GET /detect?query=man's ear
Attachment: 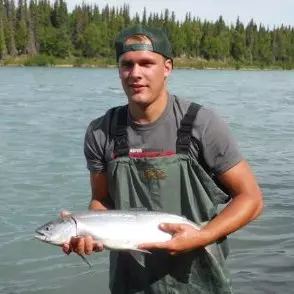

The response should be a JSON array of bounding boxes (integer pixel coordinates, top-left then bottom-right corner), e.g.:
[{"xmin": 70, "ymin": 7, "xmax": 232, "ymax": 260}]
[{"xmin": 164, "ymin": 59, "xmax": 173, "ymax": 77}]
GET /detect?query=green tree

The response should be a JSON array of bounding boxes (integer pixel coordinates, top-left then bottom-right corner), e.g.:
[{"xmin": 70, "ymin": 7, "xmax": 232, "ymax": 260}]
[
  {"xmin": 15, "ymin": 0, "xmax": 28, "ymax": 54},
  {"xmin": 15, "ymin": 18, "xmax": 28, "ymax": 53},
  {"xmin": 231, "ymin": 17, "xmax": 246, "ymax": 61},
  {"xmin": 51, "ymin": 0, "xmax": 68, "ymax": 28},
  {"xmin": 257, "ymin": 25, "xmax": 272, "ymax": 64},
  {"xmin": 0, "ymin": 0, "xmax": 7, "ymax": 58},
  {"xmin": 25, "ymin": 0, "xmax": 37, "ymax": 55},
  {"xmin": 71, "ymin": 6, "xmax": 88, "ymax": 56},
  {"xmin": 4, "ymin": 0, "xmax": 17, "ymax": 56},
  {"xmin": 142, "ymin": 7, "xmax": 147, "ymax": 25},
  {"xmin": 83, "ymin": 22, "xmax": 107, "ymax": 57}
]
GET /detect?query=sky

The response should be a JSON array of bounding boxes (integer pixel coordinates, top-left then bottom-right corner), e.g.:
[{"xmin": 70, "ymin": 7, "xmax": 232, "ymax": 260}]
[{"xmin": 64, "ymin": 0, "xmax": 294, "ymax": 28}]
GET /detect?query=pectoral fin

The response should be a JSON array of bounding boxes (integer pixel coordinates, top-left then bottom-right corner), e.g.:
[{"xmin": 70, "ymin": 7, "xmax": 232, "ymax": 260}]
[
  {"xmin": 129, "ymin": 250, "xmax": 146, "ymax": 267},
  {"xmin": 131, "ymin": 248, "xmax": 151, "ymax": 254}
]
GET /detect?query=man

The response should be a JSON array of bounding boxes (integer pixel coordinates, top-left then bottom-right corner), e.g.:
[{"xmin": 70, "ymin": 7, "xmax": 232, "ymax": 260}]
[{"xmin": 63, "ymin": 25, "xmax": 263, "ymax": 293}]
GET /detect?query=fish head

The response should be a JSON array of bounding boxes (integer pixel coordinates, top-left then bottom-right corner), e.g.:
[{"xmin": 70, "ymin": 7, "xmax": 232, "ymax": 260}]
[{"xmin": 35, "ymin": 216, "xmax": 77, "ymax": 246}]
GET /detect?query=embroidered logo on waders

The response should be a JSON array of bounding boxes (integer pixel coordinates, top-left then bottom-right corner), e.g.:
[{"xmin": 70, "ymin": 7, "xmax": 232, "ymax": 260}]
[{"xmin": 143, "ymin": 168, "xmax": 167, "ymax": 180}]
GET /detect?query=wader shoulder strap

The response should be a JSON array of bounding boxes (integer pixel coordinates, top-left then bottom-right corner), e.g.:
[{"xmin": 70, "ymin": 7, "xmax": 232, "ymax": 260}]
[
  {"xmin": 112, "ymin": 100, "xmax": 202, "ymax": 156},
  {"xmin": 175, "ymin": 100, "xmax": 230, "ymax": 195},
  {"xmin": 176, "ymin": 102, "xmax": 202, "ymax": 154},
  {"xmin": 113, "ymin": 105, "xmax": 129, "ymax": 157}
]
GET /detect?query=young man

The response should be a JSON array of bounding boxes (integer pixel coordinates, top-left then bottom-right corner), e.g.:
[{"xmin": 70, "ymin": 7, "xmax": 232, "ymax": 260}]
[{"xmin": 63, "ymin": 25, "xmax": 263, "ymax": 293}]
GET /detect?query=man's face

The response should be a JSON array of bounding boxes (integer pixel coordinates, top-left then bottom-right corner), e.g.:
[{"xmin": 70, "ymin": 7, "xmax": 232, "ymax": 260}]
[{"xmin": 118, "ymin": 50, "xmax": 172, "ymax": 106}]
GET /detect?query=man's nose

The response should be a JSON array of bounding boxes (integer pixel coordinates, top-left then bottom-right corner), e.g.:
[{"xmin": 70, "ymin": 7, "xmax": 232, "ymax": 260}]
[{"xmin": 129, "ymin": 64, "xmax": 142, "ymax": 78}]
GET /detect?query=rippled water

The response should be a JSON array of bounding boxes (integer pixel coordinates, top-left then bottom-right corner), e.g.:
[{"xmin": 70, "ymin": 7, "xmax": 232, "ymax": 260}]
[{"xmin": 0, "ymin": 67, "xmax": 293, "ymax": 294}]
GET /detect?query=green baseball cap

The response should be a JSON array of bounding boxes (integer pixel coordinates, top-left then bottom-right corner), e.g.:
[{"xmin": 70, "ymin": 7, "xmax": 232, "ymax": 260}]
[{"xmin": 115, "ymin": 25, "xmax": 173, "ymax": 61}]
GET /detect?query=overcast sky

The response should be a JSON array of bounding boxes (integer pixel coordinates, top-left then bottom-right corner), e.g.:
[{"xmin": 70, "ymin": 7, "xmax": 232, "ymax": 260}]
[{"xmin": 65, "ymin": 0, "xmax": 294, "ymax": 28}]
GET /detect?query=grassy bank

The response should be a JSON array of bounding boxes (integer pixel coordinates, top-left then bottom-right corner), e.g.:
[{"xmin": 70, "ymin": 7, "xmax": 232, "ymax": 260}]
[{"xmin": 0, "ymin": 55, "xmax": 293, "ymax": 70}]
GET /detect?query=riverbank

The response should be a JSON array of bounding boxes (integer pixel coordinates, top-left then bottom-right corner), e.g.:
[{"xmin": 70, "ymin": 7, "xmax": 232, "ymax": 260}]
[{"xmin": 0, "ymin": 55, "xmax": 293, "ymax": 70}]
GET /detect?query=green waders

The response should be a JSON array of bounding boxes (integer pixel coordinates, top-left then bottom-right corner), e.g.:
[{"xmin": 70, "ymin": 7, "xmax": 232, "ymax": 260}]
[{"xmin": 106, "ymin": 103, "xmax": 234, "ymax": 294}]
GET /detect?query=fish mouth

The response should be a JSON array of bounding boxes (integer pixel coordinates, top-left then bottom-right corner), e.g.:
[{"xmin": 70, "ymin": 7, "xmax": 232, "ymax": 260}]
[{"xmin": 34, "ymin": 231, "xmax": 49, "ymax": 242}]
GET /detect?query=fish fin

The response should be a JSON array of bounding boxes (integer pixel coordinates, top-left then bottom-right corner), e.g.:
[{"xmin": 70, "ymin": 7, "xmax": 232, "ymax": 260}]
[
  {"xmin": 78, "ymin": 253, "xmax": 92, "ymax": 269},
  {"xmin": 131, "ymin": 248, "xmax": 152, "ymax": 254},
  {"xmin": 128, "ymin": 248, "xmax": 152, "ymax": 267},
  {"xmin": 129, "ymin": 251, "xmax": 145, "ymax": 267}
]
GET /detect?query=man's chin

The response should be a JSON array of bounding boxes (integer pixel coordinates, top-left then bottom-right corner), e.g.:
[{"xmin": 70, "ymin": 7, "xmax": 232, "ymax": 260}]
[{"xmin": 128, "ymin": 94, "xmax": 151, "ymax": 105}]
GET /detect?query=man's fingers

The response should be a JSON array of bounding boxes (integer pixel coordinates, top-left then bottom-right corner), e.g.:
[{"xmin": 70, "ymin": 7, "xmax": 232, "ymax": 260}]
[
  {"xmin": 60, "ymin": 210, "xmax": 71, "ymax": 217},
  {"xmin": 70, "ymin": 236, "xmax": 79, "ymax": 253},
  {"xmin": 84, "ymin": 236, "xmax": 94, "ymax": 255},
  {"xmin": 62, "ymin": 243, "xmax": 72, "ymax": 255},
  {"xmin": 62, "ymin": 236, "xmax": 104, "ymax": 256},
  {"xmin": 74, "ymin": 237, "xmax": 85, "ymax": 254},
  {"xmin": 138, "ymin": 241, "xmax": 170, "ymax": 250},
  {"xmin": 159, "ymin": 223, "xmax": 184, "ymax": 234},
  {"xmin": 93, "ymin": 241, "xmax": 104, "ymax": 252},
  {"xmin": 138, "ymin": 241, "xmax": 180, "ymax": 256}
]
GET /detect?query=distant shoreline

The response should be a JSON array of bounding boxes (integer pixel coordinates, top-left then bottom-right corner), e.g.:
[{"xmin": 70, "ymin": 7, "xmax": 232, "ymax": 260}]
[
  {"xmin": 0, "ymin": 56, "xmax": 293, "ymax": 71},
  {"xmin": 1, "ymin": 64, "xmax": 291, "ymax": 71}
]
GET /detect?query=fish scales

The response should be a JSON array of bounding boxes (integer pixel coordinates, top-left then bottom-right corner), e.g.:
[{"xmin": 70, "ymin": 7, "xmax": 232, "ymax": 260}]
[{"xmin": 34, "ymin": 210, "xmax": 216, "ymax": 267}]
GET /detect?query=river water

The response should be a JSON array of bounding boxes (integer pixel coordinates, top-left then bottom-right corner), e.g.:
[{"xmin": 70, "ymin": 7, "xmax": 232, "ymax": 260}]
[{"xmin": 0, "ymin": 67, "xmax": 293, "ymax": 294}]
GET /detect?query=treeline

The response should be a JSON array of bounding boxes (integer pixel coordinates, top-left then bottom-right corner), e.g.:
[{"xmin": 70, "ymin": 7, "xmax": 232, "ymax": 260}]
[{"xmin": 1, "ymin": 0, "xmax": 294, "ymax": 68}]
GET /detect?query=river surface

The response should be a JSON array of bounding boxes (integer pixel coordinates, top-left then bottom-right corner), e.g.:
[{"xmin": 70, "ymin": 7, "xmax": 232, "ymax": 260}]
[{"xmin": 0, "ymin": 67, "xmax": 293, "ymax": 294}]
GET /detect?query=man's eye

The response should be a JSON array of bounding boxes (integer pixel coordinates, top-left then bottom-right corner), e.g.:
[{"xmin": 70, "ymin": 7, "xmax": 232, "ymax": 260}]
[
  {"xmin": 121, "ymin": 62, "xmax": 133, "ymax": 68},
  {"xmin": 141, "ymin": 62, "xmax": 153, "ymax": 67}
]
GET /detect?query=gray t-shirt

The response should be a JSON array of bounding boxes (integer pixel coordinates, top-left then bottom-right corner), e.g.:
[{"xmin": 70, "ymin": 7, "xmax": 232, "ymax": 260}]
[{"xmin": 84, "ymin": 95, "xmax": 243, "ymax": 175}]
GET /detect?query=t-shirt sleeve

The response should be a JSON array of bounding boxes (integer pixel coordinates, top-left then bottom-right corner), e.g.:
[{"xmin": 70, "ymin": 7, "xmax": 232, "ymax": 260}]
[
  {"xmin": 84, "ymin": 118, "xmax": 107, "ymax": 173},
  {"xmin": 195, "ymin": 107, "xmax": 243, "ymax": 175}
]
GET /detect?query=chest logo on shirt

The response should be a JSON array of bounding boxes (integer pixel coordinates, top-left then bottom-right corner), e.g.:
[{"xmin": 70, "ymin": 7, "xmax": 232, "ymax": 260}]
[{"xmin": 142, "ymin": 168, "xmax": 167, "ymax": 180}]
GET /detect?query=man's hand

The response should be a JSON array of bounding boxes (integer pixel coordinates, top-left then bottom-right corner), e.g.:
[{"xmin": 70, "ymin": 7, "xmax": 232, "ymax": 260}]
[
  {"xmin": 60, "ymin": 210, "xmax": 104, "ymax": 255},
  {"xmin": 138, "ymin": 223, "xmax": 211, "ymax": 255}
]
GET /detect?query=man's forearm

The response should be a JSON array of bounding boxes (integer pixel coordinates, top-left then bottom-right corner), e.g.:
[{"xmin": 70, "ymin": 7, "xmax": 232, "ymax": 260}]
[
  {"xmin": 89, "ymin": 172, "xmax": 112, "ymax": 211},
  {"xmin": 201, "ymin": 192, "xmax": 263, "ymax": 245},
  {"xmin": 88, "ymin": 197, "xmax": 114, "ymax": 211}
]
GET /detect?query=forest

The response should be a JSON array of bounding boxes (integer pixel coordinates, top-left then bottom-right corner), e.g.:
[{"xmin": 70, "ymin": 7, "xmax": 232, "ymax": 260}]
[{"xmin": 0, "ymin": 0, "xmax": 294, "ymax": 69}]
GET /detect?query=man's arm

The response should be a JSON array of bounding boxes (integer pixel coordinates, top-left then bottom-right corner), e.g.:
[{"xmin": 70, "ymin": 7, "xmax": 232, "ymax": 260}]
[
  {"xmin": 139, "ymin": 159, "xmax": 264, "ymax": 254},
  {"xmin": 201, "ymin": 159, "xmax": 263, "ymax": 241},
  {"xmin": 88, "ymin": 172, "xmax": 111, "ymax": 210}
]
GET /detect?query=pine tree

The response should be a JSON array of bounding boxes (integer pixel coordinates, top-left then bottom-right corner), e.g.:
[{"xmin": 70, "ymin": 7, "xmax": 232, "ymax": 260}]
[
  {"xmin": 257, "ymin": 24, "xmax": 272, "ymax": 64},
  {"xmin": 4, "ymin": 0, "xmax": 17, "ymax": 56},
  {"xmin": 51, "ymin": 0, "xmax": 71, "ymax": 57},
  {"xmin": 83, "ymin": 22, "xmax": 106, "ymax": 57},
  {"xmin": 15, "ymin": 0, "xmax": 28, "ymax": 54},
  {"xmin": 71, "ymin": 5, "xmax": 89, "ymax": 56},
  {"xmin": 0, "ymin": 0, "xmax": 7, "ymax": 58},
  {"xmin": 25, "ymin": 0, "xmax": 36, "ymax": 55},
  {"xmin": 231, "ymin": 17, "xmax": 246, "ymax": 61},
  {"xmin": 142, "ymin": 7, "xmax": 147, "ymax": 26}
]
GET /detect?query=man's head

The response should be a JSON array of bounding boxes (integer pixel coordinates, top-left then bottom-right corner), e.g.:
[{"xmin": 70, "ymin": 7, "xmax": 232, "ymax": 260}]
[
  {"xmin": 115, "ymin": 25, "xmax": 173, "ymax": 107},
  {"xmin": 115, "ymin": 25, "xmax": 173, "ymax": 62}
]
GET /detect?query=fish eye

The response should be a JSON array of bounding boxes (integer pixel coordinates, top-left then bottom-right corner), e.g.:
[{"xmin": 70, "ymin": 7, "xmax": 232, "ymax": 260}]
[{"xmin": 45, "ymin": 223, "xmax": 53, "ymax": 231}]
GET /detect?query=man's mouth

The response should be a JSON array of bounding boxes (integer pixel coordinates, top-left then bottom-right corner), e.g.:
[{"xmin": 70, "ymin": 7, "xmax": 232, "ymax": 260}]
[
  {"xmin": 129, "ymin": 84, "xmax": 147, "ymax": 93},
  {"xmin": 130, "ymin": 84, "xmax": 145, "ymax": 88}
]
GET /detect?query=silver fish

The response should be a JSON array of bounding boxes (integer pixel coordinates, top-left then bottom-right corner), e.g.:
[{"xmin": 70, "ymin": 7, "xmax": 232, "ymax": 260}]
[{"xmin": 35, "ymin": 210, "xmax": 213, "ymax": 267}]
